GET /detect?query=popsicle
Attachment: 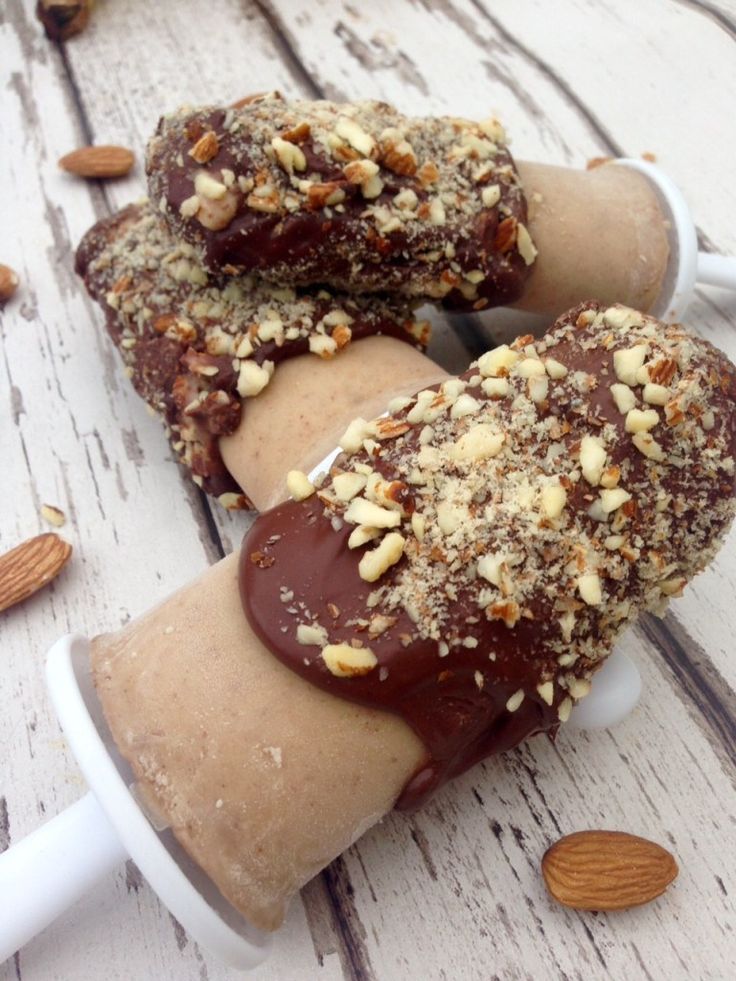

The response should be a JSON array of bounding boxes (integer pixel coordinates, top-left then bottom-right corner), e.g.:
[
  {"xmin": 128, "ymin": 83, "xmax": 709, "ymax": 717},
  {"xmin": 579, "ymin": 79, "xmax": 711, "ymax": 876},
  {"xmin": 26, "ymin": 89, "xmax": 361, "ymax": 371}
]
[
  {"xmin": 146, "ymin": 93, "xmax": 535, "ymax": 312},
  {"xmin": 146, "ymin": 95, "xmax": 736, "ymax": 322},
  {"xmin": 89, "ymin": 302, "xmax": 736, "ymax": 934}
]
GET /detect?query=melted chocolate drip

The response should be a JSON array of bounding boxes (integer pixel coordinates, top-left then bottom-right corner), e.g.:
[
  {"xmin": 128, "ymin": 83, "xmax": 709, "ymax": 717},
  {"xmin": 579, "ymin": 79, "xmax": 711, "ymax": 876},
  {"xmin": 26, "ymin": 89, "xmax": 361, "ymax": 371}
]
[{"xmin": 240, "ymin": 497, "xmax": 556, "ymax": 811}]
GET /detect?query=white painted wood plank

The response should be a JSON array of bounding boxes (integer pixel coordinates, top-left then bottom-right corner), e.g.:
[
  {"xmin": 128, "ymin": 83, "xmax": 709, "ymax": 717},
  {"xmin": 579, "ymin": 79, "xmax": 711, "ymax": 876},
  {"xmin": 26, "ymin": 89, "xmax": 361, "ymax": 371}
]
[
  {"xmin": 3, "ymin": 0, "xmax": 735, "ymax": 979},
  {"xmin": 486, "ymin": 0, "xmax": 736, "ymax": 252}
]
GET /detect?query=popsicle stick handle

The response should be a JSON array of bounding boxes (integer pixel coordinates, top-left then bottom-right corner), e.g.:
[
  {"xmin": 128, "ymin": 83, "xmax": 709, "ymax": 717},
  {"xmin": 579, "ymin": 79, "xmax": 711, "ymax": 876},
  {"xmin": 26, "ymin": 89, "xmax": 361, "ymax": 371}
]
[
  {"xmin": 568, "ymin": 649, "xmax": 642, "ymax": 730},
  {"xmin": 697, "ymin": 252, "xmax": 736, "ymax": 292},
  {"xmin": 0, "ymin": 791, "xmax": 127, "ymax": 962}
]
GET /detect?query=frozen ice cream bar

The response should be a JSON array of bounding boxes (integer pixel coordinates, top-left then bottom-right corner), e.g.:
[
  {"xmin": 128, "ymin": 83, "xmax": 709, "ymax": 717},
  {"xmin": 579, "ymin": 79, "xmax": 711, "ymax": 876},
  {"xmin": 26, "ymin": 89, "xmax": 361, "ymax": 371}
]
[
  {"xmin": 91, "ymin": 302, "xmax": 736, "ymax": 931},
  {"xmin": 145, "ymin": 93, "xmax": 535, "ymax": 311},
  {"xmin": 145, "ymin": 94, "xmax": 677, "ymax": 318}
]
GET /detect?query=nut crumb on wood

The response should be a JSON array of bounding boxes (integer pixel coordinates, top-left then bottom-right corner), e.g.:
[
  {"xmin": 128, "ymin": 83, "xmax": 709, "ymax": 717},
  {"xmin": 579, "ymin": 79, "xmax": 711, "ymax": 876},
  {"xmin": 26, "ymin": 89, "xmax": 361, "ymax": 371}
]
[{"xmin": 40, "ymin": 504, "xmax": 66, "ymax": 528}]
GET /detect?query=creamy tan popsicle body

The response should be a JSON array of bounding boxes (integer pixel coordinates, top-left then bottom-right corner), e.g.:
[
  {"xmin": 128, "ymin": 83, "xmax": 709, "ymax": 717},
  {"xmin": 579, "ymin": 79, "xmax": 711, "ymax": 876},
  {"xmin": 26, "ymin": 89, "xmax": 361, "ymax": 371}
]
[{"xmin": 516, "ymin": 162, "xmax": 669, "ymax": 315}]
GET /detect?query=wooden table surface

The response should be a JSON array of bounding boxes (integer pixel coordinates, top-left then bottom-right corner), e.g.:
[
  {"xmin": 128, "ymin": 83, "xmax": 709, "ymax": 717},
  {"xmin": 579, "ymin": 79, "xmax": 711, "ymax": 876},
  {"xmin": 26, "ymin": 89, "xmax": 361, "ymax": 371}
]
[{"xmin": 2, "ymin": 1, "xmax": 736, "ymax": 978}]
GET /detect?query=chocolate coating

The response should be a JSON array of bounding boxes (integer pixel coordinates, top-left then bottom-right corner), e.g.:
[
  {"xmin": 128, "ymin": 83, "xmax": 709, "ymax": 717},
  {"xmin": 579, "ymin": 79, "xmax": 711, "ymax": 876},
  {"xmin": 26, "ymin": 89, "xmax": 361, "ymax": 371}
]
[
  {"xmin": 76, "ymin": 201, "xmax": 426, "ymax": 505},
  {"xmin": 241, "ymin": 303, "xmax": 736, "ymax": 810},
  {"xmin": 146, "ymin": 94, "xmax": 534, "ymax": 311}
]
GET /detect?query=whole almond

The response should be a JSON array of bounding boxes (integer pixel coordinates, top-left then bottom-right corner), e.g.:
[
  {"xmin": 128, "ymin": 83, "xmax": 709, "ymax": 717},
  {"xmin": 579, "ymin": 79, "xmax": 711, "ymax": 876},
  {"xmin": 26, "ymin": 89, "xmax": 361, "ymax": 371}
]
[
  {"xmin": 542, "ymin": 830, "xmax": 678, "ymax": 911},
  {"xmin": 59, "ymin": 145, "xmax": 134, "ymax": 179},
  {"xmin": 36, "ymin": 0, "xmax": 94, "ymax": 41},
  {"xmin": 0, "ymin": 533, "xmax": 72, "ymax": 614},
  {"xmin": 0, "ymin": 264, "xmax": 19, "ymax": 303}
]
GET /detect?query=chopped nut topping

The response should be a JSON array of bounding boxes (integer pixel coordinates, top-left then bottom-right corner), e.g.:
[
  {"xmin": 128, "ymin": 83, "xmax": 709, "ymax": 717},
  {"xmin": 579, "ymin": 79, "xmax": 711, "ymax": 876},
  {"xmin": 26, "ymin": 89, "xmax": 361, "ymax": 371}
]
[
  {"xmin": 599, "ymin": 488, "xmax": 632, "ymax": 513},
  {"xmin": 322, "ymin": 642, "xmax": 378, "ymax": 677},
  {"xmin": 611, "ymin": 382, "xmax": 637, "ymax": 414},
  {"xmin": 614, "ymin": 345, "xmax": 648, "ymax": 385},
  {"xmin": 297, "ymin": 622, "xmax": 328, "ymax": 646},
  {"xmin": 194, "ymin": 171, "xmax": 227, "ymax": 200},
  {"xmin": 545, "ymin": 358, "xmax": 568, "ymax": 380},
  {"xmin": 643, "ymin": 382, "xmax": 670, "ymax": 406},
  {"xmin": 580, "ymin": 436, "xmax": 607, "ymax": 486},
  {"xmin": 237, "ymin": 359, "xmax": 273, "ymax": 397},
  {"xmin": 287, "ymin": 470, "xmax": 316, "ymax": 501},
  {"xmin": 506, "ymin": 689, "xmax": 525, "ymax": 712},
  {"xmin": 516, "ymin": 223, "xmax": 538, "ymax": 266},
  {"xmin": 348, "ymin": 525, "xmax": 382, "ymax": 549},
  {"xmin": 481, "ymin": 184, "xmax": 501, "ymax": 207},
  {"xmin": 558, "ymin": 697, "xmax": 573, "ymax": 723},
  {"xmin": 339, "ymin": 417, "xmax": 375, "ymax": 454},
  {"xmin": 632, "ymin": 432, "xmax": 666, "ymax": 462},
  {"xmin": 345, "ymin": 498, "xmax": 402, "ymax": 529},
  {"xmin": 271, "ymin": 136, "xmax": 307, "ymax": 174},
  {"xmin": 625, "ymin": 408, "xmax": 660, "ymax": 433},
  {"xmin": 333, "ymin": 472, "xmax": 367, "ymax": 501},
  {"xmin": 451, "ymin": 424, "xmax": 504, "ymax": 461},
  {"xmin": 537, "ymin": 681, "xmax": 554, "ymax": 705},
  {"xmin": 179, "ymin": 194, "xmax": 201, "ymax": 218},
  {"xmin": 358, "ymin": 532, "xmax": 406, "ymax": 582},
  {"xmin": 577, "ymin": 573, "xmax": 602, "ymax": 606},
  {"xmin": 477, "ymin": 344, "xmax": 519, "ymax": 378},
  {"xmin": 541, "ymin": 483, "xmax": 567, "ymax": 518},
  {"xmin": 335, "ymin": 116, "xmax": 376, "ymax": 158},
  {"xmin": 380, "ymin": 131, "xmax": 418, "ymax": 176},
  {"xmin": 40, "ymin": 504, "xmax": 66, "ymax": 528},
  {"xmin": 189, "ymin": 131, "xmax": 219, "ymax": 164}
]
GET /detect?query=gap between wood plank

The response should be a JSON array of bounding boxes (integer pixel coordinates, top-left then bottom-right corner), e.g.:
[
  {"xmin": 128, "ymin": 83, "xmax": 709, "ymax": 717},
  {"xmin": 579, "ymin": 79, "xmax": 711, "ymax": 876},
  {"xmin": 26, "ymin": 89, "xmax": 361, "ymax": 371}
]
[
  {"xmin": 52, "ymin": 29, "xmax": 231, "ymax": 565},
  {"xmin": 468, "ymin": 0, "xmax": 720, "ymax": 254},
  {"xmin": 672, "ymin": 0, "xmax": 736, "ymax": 41},
  {"xmin": 249, "ymin": 0, "xmax": 324, "ymax": 97},
  {"xmin": 465, "ymin": 0, "xmax": 622, "ymax": 154},
  {"xmin": 637, "ymin": 612, "xmax": 736, "ymax": 770}
]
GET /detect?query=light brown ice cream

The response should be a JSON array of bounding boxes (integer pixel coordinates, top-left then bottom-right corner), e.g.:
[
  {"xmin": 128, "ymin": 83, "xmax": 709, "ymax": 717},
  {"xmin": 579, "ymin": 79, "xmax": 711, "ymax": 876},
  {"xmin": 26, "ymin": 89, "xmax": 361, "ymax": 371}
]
[{"xmin": 516, "ymin": 162, "xmax": 669, "ymax": 314}]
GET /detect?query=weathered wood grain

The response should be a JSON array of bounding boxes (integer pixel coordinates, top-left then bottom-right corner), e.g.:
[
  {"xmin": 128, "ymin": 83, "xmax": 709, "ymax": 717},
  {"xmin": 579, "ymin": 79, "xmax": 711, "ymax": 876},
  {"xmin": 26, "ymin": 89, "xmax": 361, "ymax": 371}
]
[{"xmin": 2, "ymin": 0, "xmax": 735, "ymax": 978}]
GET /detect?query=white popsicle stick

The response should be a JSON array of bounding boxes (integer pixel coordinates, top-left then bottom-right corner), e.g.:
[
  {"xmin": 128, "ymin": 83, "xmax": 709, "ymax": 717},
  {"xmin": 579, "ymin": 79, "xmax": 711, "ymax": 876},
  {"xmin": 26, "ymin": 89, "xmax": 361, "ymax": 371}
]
[
  {"xmin": 0, "ymin": 636, "xmax": 270, "ymax": 970},
  {"xmin": 568, "ymin": 649, "xmax": 642, "ymax": 730},
  {"xmin": 697, "ymin": 252, "xmax": 736, "ymax": 292},
  {"xmin": 0, "ymin": 792, "xmax": 126, "ymax": 964}
]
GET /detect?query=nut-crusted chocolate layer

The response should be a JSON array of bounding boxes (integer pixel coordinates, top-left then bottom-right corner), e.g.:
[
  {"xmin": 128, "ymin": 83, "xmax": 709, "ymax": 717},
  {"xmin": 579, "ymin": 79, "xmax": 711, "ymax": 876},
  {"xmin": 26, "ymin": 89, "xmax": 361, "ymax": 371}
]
[
  {"xmin": 146, "ymin": 93, "xmax": 534, "ymax": 310},
  {"xmin": 76, "ymin": 200, "xmax": 427, "ymax": 506},
  {"xmin": 242, "ymin": 302, "xmax": 736, "ymax": 809}
]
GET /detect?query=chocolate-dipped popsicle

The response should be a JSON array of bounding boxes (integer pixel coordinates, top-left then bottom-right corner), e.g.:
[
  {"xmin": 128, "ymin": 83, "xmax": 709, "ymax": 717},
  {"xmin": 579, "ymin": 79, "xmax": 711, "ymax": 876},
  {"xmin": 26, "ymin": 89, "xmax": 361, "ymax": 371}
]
[
  {"xmin": 145, "ymin": 93, "xmax": 535, "ymax": 311},
  {"xmin": 241, "ymin": 301, "xmax": 736, "ymax": 808},
  {"xmin": 76, "ymin": 200, "xmax": 429, "ymax": 505},
  {"xmin": 92, "ymin": 303, "xmax": 736, "ymax": 931},
  {"xmin": 146, "ymin": 94, "xmax": 670, "ymax": 316}
]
